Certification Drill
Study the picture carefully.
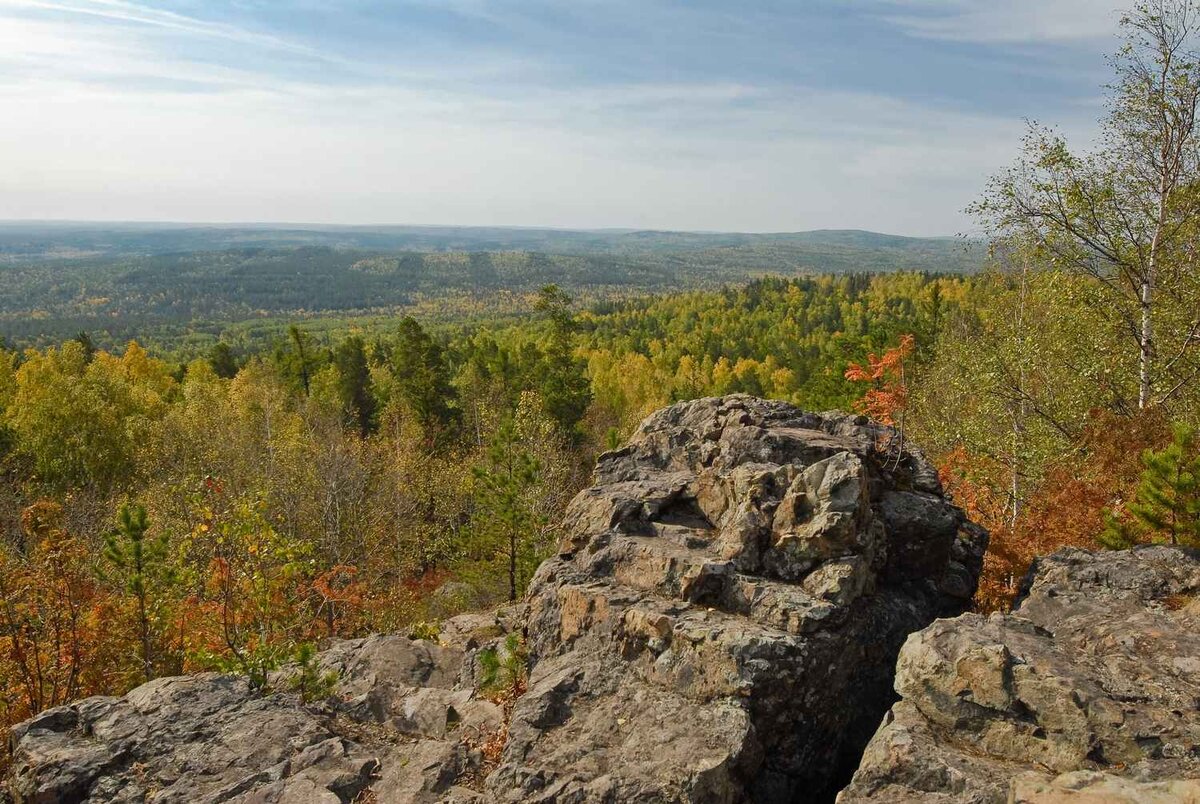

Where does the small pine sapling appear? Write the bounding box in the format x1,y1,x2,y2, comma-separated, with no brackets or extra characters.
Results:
1103,424,1200,549
102,503,176,684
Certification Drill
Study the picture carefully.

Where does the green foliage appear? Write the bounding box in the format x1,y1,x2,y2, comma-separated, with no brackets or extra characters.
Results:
103,503,171,599
388,317,458,433
208,342,239,379
533,286,591,433
1103,424,1200,548
4,341,173,490
971,2,1200,412
910,267,1121,514
287,643,339,703
72,331,96,363
470,418,544,601
193,642,289,692
478,634,527,698
102,504,176,682
407,620,442,642
576,273,962,435
333,335,376,436
281,325,319,396
0,231,984,351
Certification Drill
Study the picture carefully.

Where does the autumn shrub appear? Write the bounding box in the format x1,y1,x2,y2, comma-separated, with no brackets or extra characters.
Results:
0,503,121,774
945,410,1170,612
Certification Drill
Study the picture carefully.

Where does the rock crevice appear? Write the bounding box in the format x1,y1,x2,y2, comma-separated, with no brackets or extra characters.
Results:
490,395,985,802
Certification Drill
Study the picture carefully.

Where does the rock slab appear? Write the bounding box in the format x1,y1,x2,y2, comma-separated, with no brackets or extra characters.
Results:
5,611,518,804
838,545,1200,804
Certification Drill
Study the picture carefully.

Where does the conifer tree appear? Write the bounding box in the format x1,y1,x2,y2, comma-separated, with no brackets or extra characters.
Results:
333,335,376,436
534,285,590,433
72,331,96,364
287,325,315,396
391,316,458,433
1103,423,1200,547
102,504,175,683
472,418,542,601
208,342,239,379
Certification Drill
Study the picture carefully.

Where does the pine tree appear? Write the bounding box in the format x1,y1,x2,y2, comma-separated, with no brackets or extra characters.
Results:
391,317,458,433
333,335,376,436
287,325,315,396
208,342,239,379
472,418,542,601
1103,424,1200,548
102,504,175,683
72,331,96,364
534,285,590,433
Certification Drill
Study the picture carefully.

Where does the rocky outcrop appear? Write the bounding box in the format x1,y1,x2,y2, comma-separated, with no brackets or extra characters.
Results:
488,395,985,802
5,611,520,804
5,395,986,804
838,546,1200,804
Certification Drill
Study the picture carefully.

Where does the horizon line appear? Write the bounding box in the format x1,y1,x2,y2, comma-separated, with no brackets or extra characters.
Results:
0,218,969,240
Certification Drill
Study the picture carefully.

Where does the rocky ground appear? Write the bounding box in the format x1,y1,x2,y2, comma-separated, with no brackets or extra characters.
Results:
10,394,992,803
5,610,522,804
15,396,1200,804
839,546,1200,804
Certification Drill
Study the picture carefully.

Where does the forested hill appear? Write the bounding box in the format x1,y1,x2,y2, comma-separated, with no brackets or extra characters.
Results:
0,221,976,264
0,227,981,348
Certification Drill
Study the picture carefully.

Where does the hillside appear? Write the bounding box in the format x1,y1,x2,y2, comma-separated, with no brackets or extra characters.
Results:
0,225,981,348
0,222,977,264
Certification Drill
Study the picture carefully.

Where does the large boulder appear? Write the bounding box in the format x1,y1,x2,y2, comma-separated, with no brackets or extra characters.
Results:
838,546,1200,804
4,396,986,804
487,395,986,802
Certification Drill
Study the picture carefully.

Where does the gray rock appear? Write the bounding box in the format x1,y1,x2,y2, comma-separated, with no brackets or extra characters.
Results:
7,674,379,804
5,611,516,804
838,546,1200,804
490,395,984,802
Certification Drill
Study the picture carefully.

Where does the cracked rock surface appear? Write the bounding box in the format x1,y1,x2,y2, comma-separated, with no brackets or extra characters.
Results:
838,546,1200,804
4,610,519,804
487,395,985,802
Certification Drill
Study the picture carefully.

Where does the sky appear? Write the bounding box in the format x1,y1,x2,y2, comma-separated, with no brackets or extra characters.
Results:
0,0,1123,235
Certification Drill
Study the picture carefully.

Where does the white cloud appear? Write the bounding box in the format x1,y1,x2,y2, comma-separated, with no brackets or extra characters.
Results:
0,0,324,56
0,0,1104,233
879,0,1122,44
0,68,1052,233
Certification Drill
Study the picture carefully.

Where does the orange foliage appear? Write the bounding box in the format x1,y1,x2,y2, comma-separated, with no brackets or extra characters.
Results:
0,503,117,771
311,565,367,637
942,410,1170,612
844,334,915,426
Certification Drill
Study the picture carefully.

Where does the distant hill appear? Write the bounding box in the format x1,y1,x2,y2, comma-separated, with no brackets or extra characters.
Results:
0,222,976,264
0,223,982,348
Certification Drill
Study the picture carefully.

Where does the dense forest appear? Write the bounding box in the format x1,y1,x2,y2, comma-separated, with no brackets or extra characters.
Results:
5,0,1200,778
0,223,978,266
0,230,980,350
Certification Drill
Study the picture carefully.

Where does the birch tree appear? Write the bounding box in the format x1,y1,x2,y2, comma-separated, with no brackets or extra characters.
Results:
973,0,1200,410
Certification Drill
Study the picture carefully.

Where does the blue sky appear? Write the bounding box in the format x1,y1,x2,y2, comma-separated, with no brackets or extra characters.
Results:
0,0,1120,234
